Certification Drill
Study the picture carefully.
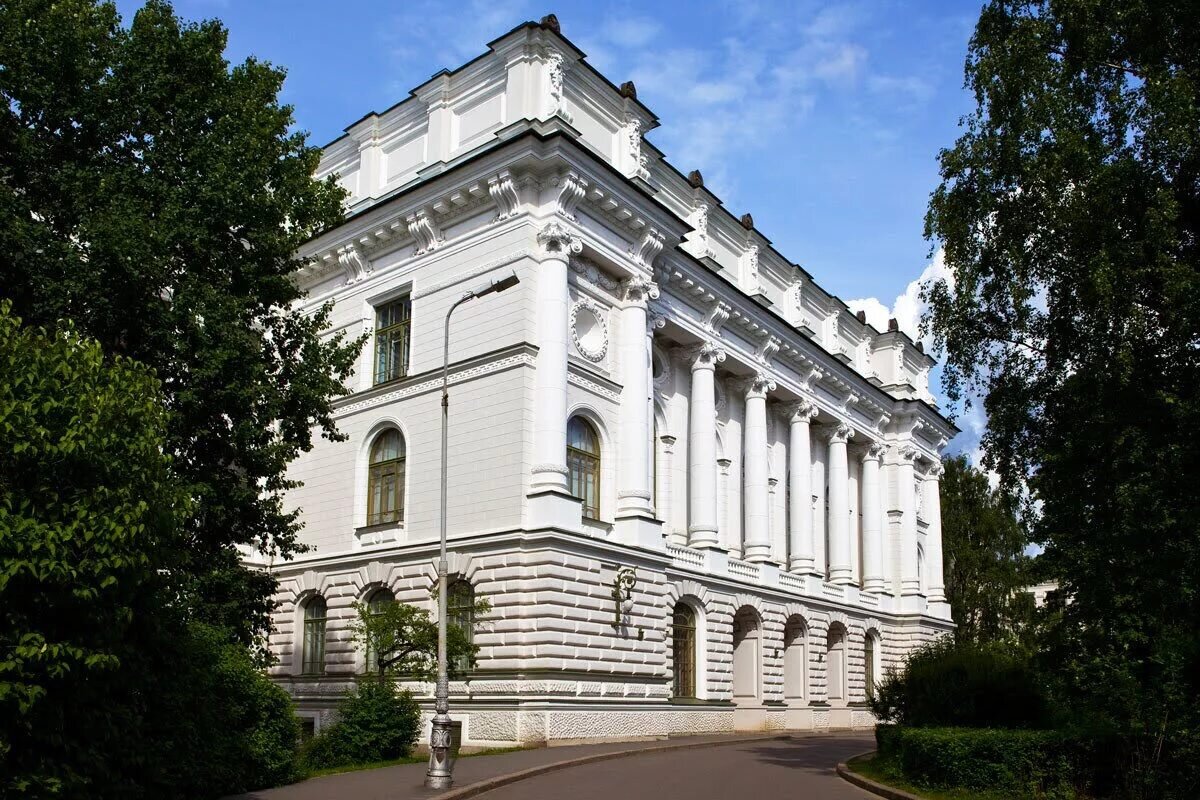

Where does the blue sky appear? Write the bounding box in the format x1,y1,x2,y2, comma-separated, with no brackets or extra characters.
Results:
115,0,988,454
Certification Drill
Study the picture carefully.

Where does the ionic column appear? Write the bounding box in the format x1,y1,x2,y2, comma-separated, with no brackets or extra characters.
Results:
682,342,725,548
898,447,921,596
741,372,776,562
826,424,855,584
923,463,946,603
530,222,581,493
786,401,818,574
860,443,886,593
616,277,658,518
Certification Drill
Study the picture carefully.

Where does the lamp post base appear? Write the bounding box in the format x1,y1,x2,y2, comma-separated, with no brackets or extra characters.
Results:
424,712,454,789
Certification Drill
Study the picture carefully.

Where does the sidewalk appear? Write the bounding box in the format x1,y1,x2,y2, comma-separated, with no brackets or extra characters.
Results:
227,731,870,800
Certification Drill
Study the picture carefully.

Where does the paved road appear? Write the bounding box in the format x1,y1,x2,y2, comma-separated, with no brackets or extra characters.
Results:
473,735,877,800
228,733,875,800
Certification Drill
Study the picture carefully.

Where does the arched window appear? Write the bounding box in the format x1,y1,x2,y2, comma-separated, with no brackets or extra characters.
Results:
783,616,808,702
567,416,601,519
826,623,847,705
865,631,880,700
448,579,475,673
364,588,395,674
301,596,327,675
367,429,406,526
671,602,697,698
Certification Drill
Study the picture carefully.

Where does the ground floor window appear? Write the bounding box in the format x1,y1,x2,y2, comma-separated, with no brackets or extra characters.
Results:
671,602,697,698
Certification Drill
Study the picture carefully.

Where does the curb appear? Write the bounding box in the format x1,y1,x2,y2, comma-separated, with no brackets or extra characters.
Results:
433,733,793,799
836,751,925,800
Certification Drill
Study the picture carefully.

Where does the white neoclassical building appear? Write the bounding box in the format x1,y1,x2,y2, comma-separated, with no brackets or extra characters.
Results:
264,16,956,745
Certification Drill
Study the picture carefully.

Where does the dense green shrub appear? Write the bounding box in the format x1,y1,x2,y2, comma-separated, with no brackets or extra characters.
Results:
875,726,1118,798
870,637,1052,728
301,678,421,770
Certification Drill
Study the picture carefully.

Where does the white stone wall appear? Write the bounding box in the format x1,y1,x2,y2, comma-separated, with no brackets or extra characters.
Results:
263,18,958,747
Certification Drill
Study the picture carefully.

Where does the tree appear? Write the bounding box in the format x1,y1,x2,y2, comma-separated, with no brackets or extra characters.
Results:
0,303,307,798
0,302,182,795
939,455,1031,644
352,596,489,681
924,2,1200,795
0,0,360,646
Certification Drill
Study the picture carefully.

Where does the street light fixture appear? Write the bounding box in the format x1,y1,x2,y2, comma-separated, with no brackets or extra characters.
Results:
425,270,520,790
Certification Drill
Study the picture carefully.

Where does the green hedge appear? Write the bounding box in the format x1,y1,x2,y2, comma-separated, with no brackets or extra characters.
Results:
875,726,1118,798
301,678,421,771
869,637,1051,728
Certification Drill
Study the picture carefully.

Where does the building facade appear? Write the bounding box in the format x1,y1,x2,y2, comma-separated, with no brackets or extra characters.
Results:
264,17,956,746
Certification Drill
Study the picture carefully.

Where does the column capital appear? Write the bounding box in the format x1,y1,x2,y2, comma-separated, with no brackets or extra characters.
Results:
898,445,920,464
785,399,819,423
676,340,726,371
861,441,886,462
536,221,582,261
647,306,668,333
737,371,776,400
826,423,854,445
924,462,945,481
621,275,660,305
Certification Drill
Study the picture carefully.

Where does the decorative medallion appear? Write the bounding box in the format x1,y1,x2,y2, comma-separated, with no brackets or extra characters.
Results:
569,296,608,362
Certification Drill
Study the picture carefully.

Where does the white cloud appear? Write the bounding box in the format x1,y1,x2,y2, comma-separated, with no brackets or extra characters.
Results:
847,247,951,346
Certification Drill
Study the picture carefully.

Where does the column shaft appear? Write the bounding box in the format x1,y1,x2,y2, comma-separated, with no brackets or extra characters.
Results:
861,444,886,593
898,448,920,596
787,403,817,573
616,278,657,517
924,465,946,603
685,343,724,548
741,374,775,562
530,224,580,492
827,424,854,584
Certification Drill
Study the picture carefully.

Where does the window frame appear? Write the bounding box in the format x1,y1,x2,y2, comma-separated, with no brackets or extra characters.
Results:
301,596,328,676
671,602,697,699
363,588,395,674
566,416,601,519
373,296,412,386
366,429,406,527
447,579,475,674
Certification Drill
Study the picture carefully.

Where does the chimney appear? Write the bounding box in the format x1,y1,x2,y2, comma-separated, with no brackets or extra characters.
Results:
888,318,899,332
855,310,866,324
739,213,754,230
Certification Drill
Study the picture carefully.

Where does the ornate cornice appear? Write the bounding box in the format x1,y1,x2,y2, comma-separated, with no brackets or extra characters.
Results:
553,171,587,220
488,171,521,222
628,228,666,268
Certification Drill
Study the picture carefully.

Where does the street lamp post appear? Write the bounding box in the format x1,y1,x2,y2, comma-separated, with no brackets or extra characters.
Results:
425,270,520,790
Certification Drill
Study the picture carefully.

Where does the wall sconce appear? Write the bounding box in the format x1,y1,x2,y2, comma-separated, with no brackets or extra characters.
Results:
611,567,636,629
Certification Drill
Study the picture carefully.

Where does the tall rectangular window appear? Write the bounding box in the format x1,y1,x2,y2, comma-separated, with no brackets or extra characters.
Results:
374,297,411,385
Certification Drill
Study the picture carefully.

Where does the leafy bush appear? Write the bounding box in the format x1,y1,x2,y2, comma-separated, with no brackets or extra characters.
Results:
870,637,1052,728
875,726,1118,798
301,678,421,770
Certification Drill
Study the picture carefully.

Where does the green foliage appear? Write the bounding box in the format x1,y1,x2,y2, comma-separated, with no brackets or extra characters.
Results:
0,301,188,796
144,623,301,797
924,2,1200,795
875,726,1116,799
939,455,1033,644
352,596,490,680
300,679,421,771
0,0,361,647
869,637,1051,729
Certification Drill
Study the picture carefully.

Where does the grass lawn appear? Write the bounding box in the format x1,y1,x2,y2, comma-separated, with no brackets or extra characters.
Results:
302,745,529,780
846,754,1017,800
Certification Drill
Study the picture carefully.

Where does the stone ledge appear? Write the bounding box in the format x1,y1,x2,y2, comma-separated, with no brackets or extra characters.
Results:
836,752,925,800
